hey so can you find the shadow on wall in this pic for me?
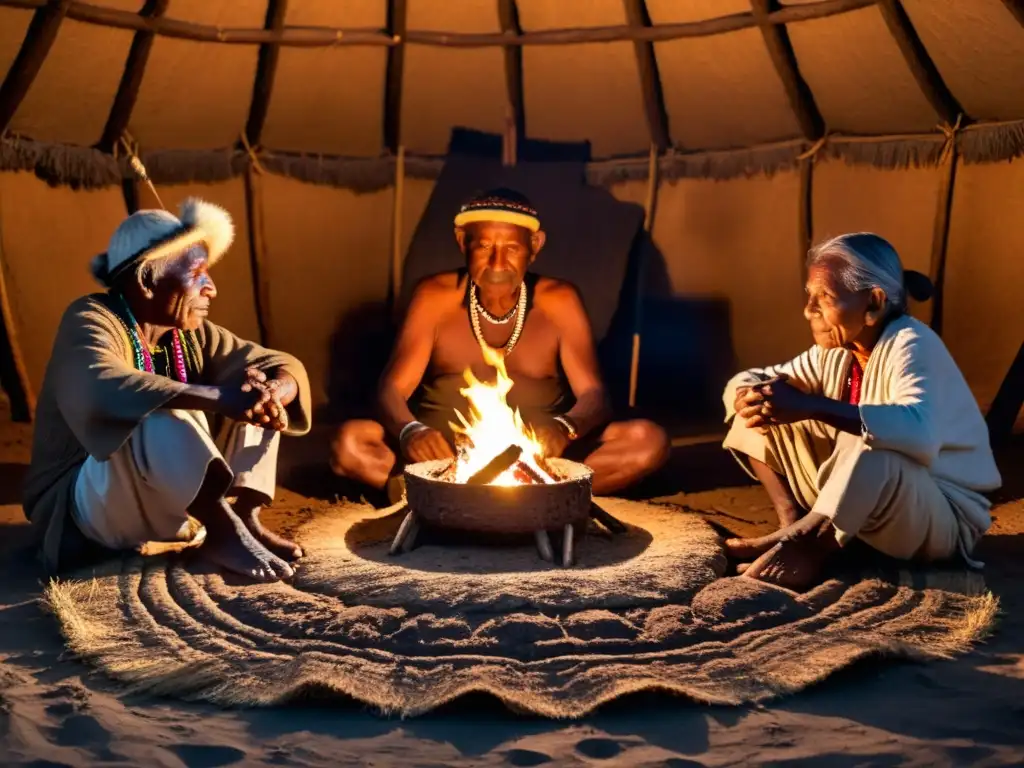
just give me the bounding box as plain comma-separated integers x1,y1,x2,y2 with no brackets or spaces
599,229,738,432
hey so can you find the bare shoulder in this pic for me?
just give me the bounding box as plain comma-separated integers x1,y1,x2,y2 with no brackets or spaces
533,277,587,324
407,270,464,307
533,276,584,307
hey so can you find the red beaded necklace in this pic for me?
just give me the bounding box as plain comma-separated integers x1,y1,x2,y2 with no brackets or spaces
846,356,864,406
112,293,193,382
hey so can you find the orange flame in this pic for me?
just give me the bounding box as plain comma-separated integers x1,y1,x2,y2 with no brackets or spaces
449,344,555,485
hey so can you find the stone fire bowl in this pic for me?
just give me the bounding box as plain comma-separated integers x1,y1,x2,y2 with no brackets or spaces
403,457,593,535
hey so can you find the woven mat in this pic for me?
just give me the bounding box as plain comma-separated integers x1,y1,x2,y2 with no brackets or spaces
45,499,996,718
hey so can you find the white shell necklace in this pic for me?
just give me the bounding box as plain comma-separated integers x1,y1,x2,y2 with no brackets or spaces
470,281,528,357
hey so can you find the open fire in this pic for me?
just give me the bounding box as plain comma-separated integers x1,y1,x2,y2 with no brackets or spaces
394,345,624,567
441,344,558,487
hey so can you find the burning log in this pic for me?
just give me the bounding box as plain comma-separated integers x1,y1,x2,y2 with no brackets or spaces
466,444,523,485
513,460,548,485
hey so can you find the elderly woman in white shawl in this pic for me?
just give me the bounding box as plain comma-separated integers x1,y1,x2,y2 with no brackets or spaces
723,233,1001,590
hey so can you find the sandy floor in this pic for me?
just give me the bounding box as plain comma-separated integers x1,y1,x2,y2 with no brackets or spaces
2,408,1023,767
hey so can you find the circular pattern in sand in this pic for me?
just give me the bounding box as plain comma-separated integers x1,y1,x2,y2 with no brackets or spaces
48,499,995,718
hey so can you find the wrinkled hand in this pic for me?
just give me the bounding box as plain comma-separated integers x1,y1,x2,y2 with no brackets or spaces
737,374,815,432
402,427,454,463
533,423,570,459
239,367,289,431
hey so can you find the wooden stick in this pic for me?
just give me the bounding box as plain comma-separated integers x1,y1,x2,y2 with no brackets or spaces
390,144,405,314
1000,0,1024,27
389,507,417,555
513,460,547,485
535,530,554,562
0,0,72,134
562,523,574,567
97,0,168,152
589,502,627,534
877,0,964,127
927,140,958,336
383,0,407,153
628,144,659,409
465,445,522,485
0,0,877,48
749,0,824,142
243,166,274,347
624,0,670,151
243,0,288,150
497,0,525,146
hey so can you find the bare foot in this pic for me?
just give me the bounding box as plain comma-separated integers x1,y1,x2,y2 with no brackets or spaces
724,511,828,561
240,507,303,561
739,512,840,591
232,489,303,561
202,525,294,582
192,500,294,582
742,537,831,591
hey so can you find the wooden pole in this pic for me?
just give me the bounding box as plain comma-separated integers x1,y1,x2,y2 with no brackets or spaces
0,0,878,47
0,0,72,133
243,0,289,150
999,0,1024,26
390,145,406,315
876,0,964,127
628,143,659,409
927,133,959,336
749,0,824,142
97,0,169,152
497,0,525,144
243,165,274,347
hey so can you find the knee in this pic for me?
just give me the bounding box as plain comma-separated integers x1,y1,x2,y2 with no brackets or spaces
607,419,670,471
329,419,386,477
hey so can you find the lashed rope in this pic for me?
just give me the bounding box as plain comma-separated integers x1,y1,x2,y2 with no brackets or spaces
238,132,266,175
937,113,964,165
119,131,165,209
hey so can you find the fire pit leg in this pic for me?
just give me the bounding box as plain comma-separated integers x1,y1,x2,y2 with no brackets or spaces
589,502,627,534
389,508,420,555
534,530,555,562
562,523,575,568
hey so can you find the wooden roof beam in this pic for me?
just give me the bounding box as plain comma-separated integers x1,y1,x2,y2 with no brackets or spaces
0,0,71,133
383,0,407,154
97,0,168,152
0,0,877,47
623,0,670,151
999,0,1024,27
244,0,288,149
749,0,824,141
877,0,964,126
497,0,525,144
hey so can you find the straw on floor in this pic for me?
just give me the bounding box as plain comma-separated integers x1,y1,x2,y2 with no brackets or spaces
44,499,997,718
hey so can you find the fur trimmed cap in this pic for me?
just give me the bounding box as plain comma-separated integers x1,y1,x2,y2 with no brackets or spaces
90,197,234,287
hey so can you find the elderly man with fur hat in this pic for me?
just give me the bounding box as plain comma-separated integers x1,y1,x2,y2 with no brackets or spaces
23,198,312,582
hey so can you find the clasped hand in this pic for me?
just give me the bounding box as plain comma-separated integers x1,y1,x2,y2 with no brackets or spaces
735,374,815,433
235,367,290,431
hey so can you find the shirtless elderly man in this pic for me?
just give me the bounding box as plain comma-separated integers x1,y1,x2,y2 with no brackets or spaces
330,188,669,497
23,198,311,582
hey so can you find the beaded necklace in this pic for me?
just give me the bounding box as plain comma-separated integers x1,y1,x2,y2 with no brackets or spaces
469,280,528,356
472,284,520,325
111,293,194,382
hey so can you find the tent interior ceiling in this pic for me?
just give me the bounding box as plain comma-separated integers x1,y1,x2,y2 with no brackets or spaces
0,0,1020,431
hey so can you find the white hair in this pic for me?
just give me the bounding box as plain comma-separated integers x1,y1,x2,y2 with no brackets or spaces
806,232,930,316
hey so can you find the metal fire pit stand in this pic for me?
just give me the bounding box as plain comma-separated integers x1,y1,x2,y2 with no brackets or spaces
388,501,626,568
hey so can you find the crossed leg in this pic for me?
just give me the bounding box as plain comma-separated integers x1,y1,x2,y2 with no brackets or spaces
330,418,670,496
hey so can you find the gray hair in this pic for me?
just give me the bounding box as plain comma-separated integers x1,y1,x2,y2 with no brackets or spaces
806,232,932,315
